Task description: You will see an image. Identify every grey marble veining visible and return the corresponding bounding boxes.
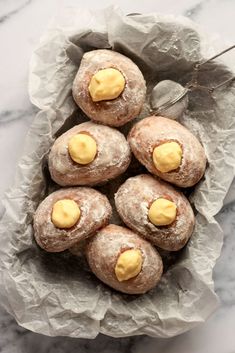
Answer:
[0,0,32,24]
[0,0,235,352]
[183,1,205,19]
[214,203,235,307]
[0,107,35,124]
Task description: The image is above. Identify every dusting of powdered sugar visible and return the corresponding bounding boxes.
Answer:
[48,121,131,186]
[72,49,146,127]
[115,174,195,251]
[86,224,163,294]
[128,116,206,188]
[33,187,112,252]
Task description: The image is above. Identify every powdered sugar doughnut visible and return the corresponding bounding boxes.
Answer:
[72,49,146,127]
[86,224,163,294]
[115,174,195,251]
[128,116,206,187]
[33,187,112,252]
[48,122,131,186]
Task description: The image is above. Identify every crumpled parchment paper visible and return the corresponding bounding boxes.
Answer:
[0,6,235,338]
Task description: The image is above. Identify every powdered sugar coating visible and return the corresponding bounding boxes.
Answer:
[115,174,195,251]
[33,187,112,252]
[86,224,163,294]
[48,121,131,186]
[128,116,207,187]
[72,49,146,127]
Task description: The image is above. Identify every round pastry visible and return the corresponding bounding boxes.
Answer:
[115,174,195,251]
[33,187,112,252]
[48,122,131,186]
[86,224,163,294]
[128,116,207,187]
[72,49,146,127]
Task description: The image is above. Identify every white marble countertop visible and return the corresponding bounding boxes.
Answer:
[0,0,235,352]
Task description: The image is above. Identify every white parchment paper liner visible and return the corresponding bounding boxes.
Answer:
[0,7,235,338]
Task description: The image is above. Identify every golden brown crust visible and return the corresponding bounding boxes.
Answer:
[33,187,112,252]
[48,122,131,186]
[72,49,146,127]
[115,174,195,251]
[128,116,207,187]
[86,224,163,294]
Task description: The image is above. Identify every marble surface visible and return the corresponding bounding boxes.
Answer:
[0,0,235,352]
